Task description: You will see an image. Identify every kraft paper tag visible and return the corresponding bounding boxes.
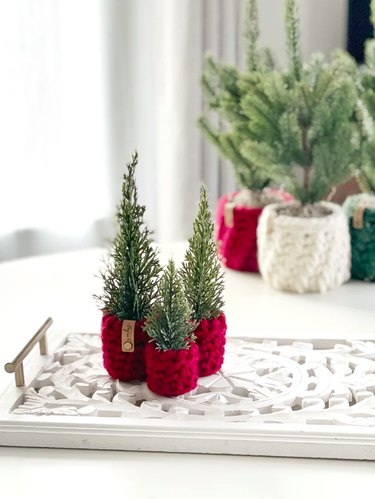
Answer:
[224,202,235,228]
[353,205,366,230]
[122,320,135,352]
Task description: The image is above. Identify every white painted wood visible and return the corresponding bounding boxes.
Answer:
[3,331,375,459]
[1,246,375,499]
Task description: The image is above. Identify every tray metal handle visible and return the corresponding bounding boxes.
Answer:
[4,317,53,387]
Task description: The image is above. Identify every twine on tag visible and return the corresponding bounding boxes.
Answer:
[224,202,235,228]
[353,205,366,230]
[121,320,135,352]
[352,197,375,230]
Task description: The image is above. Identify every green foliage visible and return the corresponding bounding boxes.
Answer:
[199,0,274,191]
[96,152,161,320]
[144,260,196,352]
[285,0,302,82]
[241,50,358,203]
[244,0,259,72]
[200,0,359,204]
[357,0,375,194]
[180,185,224,321]
[361,0,375,122]
[358,133,375,194]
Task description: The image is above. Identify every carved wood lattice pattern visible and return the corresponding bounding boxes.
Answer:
[13,334,375,426]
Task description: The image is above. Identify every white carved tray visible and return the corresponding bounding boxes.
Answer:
[2,331,375,459]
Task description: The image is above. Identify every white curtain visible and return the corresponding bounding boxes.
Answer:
[0,0,347,261]
[100,0,241,243]
[0,0,112,260]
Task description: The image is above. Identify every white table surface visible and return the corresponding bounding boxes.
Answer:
[0,245,374,498]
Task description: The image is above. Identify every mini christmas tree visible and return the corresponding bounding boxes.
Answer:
[180,185,224,321]
[96,152,161,320]
[199,0,274,191]
[244,0,359,204]
[357,0,375,194]
[201,0,359,205]
[144,259,196,351]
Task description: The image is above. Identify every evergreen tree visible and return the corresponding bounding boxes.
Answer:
[200,0,359,204]
[180,185,224,321]
[355,99,375,193]
[200,0,362,204]
[96,152,161,320]
[357,0,375,194]
[144,260,196,351]
[240,53,358,203]
[199,0,274,191]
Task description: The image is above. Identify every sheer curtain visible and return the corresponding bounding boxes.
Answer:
[0,0,347,261]
[0,0,111,260]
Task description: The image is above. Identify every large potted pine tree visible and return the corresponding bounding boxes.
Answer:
[342,0,375,282]
[96,153,161,381]
[144,260,198,397]
[199,0,292,273]
[180,186,226,377]
[245,0,358,293]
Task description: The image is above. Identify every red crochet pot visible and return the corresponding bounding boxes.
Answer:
[216,189,293,272]
[101,314,148,382]
[195,312,227,377]
[145,342,199,397]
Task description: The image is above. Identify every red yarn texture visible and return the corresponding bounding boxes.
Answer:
[217,194,262,272]
[101,314,148,382]
[145,342,199,397]
[216,190,292,272]
[195,312,227,377]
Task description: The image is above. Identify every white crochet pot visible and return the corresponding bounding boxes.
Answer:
[257,201,351,293]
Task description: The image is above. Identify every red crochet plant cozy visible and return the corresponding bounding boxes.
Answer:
[217,194,261,272]
[101,314,148,382]
[216,189,293,272]
[145,342,199,397]
[195,312,227,377]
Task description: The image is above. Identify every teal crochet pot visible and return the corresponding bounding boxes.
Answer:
[343,193,375,281]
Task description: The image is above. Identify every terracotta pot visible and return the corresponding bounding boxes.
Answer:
[195,312,227,377]
[257,201,351,293]
[145,342,199,397]
[101,314,148,381]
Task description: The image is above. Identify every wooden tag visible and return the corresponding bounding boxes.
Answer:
[353,205,365,230]
[121,320,135,352]
[224,202,235,228]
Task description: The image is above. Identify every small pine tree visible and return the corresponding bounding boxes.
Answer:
[357,0,375,194]
[356,100,375,194]
[199,0,274,191]
[241,0,359,204]
[200,0,359,205]
[96,152,161,320]
[144,260,196,351]
[180,185,224,321]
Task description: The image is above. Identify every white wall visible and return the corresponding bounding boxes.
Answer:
[257,0,348,66]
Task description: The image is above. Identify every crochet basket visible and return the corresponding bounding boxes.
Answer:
[145,342,199,397]
[343,193,375,281]
[195,312,227,377]
[257,201,351,293]
[101,314,148,382]
[216,189,293,272]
